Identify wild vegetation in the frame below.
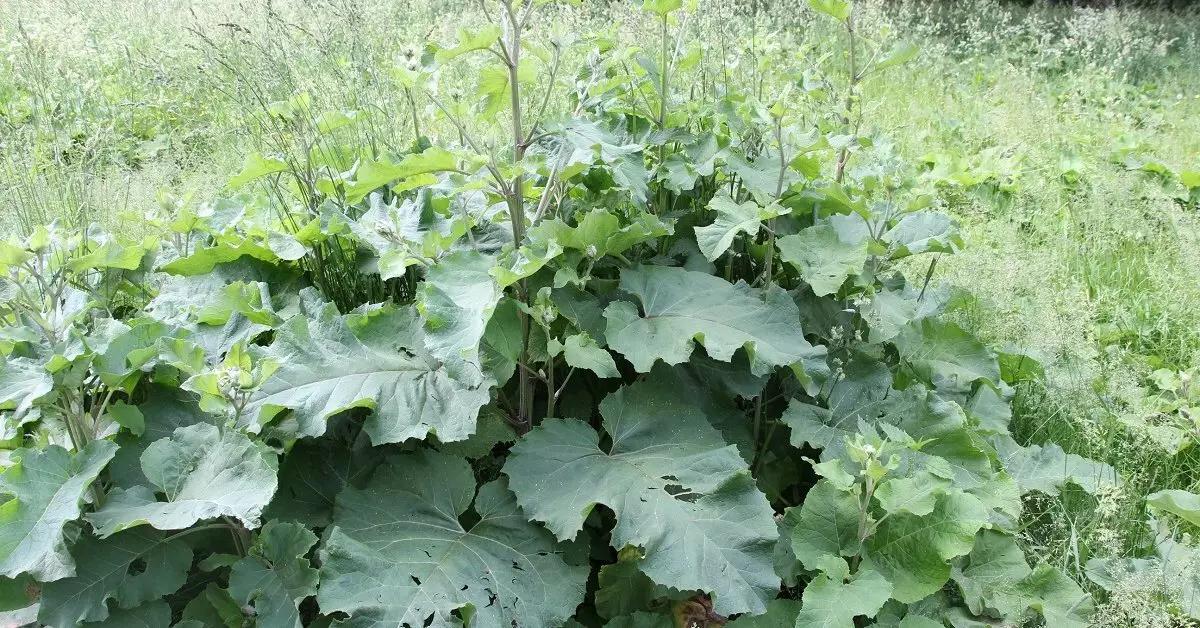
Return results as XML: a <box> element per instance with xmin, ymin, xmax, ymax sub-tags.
<box><xmin>1</xmin><ymin>0</ymin><xmax>1199</xmax><ymax>626</ymax></box>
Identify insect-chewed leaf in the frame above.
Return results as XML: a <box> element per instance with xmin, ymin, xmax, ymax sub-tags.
<box><xmin>777</xmin><ymin>224</ymin><xmax>869</xmax><ymax>297</ymax></box>
<box><xmin>603</xmin><ymin>265</ymin><xmax>812</xmax><ymax>376</ymax></box>
<box><xmin>87</xmin><ymin>424</ymin><xmax>278</xmax><ymax>537</ymax></box>
<box><xmin>38</xmin><ymin>528</ymin><xmax>192</xmax><ymax>627</ymax></box>
<box><xmin>503</xmin><ymin>376</ymin><xmax>779</xmax><ymax>616</ymax></box>
<box><xmin>317</xmin><ymin>450</ymin><xmax>587</xmax><ymax>627</ymax></box>
<box><xmin>0</xmin><ymin>440</ymin><xmax>117</xmax><ymax>582</ymax></box>
<box><xmin>229</xmin><ymin>520</ymin><xmax>319</xmax><ymax>628</ymax></box>
<box><xmin>240</xmin><ymin>300</ymin><xmax>489</xmax><ymax>444</ymax></box>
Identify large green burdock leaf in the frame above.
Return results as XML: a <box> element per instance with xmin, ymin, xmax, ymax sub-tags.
<box><xmin>0</xmin><ymin>356</ymin><xmax>53</xmax><ymax>420</ymax></box>
<box><xmin>950</xmin><ymin>530</ymin><xmax>1033</xmax><ymax>618</ymax></box>
<box><xmin>317</xmin><ymin>450</ymin><xmax>587</xmax><ymax>627</ymax></box>
<box><xmin>993</xmin><ymin>436</ymin><xmax>1119</xmax><ymax>497</ymax></box>
<box><xmin>529</xmin><ymin>208</ymin><xmax>669</xmax><ymax>258</ymax></box>
<box><xmin>229</xmin><ymin>521</ymin><xmax>318</xmax><ymax>628</ymax></box>
<box><xmin>108</xmin><ymin>387</ymin><xmax>218</xmax><ymax>490</ymax></box>
<box><xmin>38</xmin><ymin>528</ymin><xmax>191</xmax><ymax>627</ymax></box>
<box><xmin>80</xmin><ymin>600</ymin><xmax>171</xmax><ymax>628</ymax></box>
<box><xmin>0</xmin><ymin>440</ymin><xmax>117</xmax><ymax>581</ymax></box>
<box><xmin>794</xmin><ymin>568</ymin><xmax>892</xmax><ymax>628</ymax></box>
<box><xmin>503</xmin><ymin>377</ymin><xmax>779</xmax><ymax>616</ymax></box>
<box><xmin>786</xmin><ymin>480</ymin><xmax>861</xmax><ymax>571</ymax></box>
<box><xmin>777</xmin><ymin>225</ymin><xmax>869</xmax><ymax>297</ymax></box>
<box><xmin>862</xmin><ymin>492</ymin><xmax>989</xmax><ymax>603</ymax></box>
<box><xmin>265</xmin><ymin>416</ymin><xmax>384</xmax><ymax>528</ymax></box>
<box><xmin>418</xmin><ymin>251</ymin><xmax>501</xmax><ymax>387</ymax></box>
<box><xmin>603</xmin><ymin>266</ymin><xmax>810</xmax><ymax>376</ymax></box>
<box><xmin>1146</xmin><ymin>490</ymin><xmax>1200</xmax><ymax>528</ymax></box>
<box><xmin>1015</xmin><ymin>565</ymin><xmax>1093</xmax><ymax>627</ymax></box>
<box><xmin>893</xmin><ymin>319</ymin><xmax>1000</xmax><ymax>391</ymax></box>
<box><xmin>241</xmin><ymin>301</ymin><xmax>489</xmax><ymax>444</ymax></box>
<box><xmin>88</xmin><ymin>424</ymin><xmax>277</xmax><ymax>536</ymax></box>
<box><xmin>725</xmin><ymin>599</ymin><xmax>802</xmax><ymax>627</ymax></box>
<box><xmin>882</xmin><ymin>212</ymin><xmax>962</xmax><ymax>259</ymax></box>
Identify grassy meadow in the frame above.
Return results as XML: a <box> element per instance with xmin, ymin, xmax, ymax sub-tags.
<box><xmin>3</xmin><ymin>0</ymin><xmax>1200</xmax><ymax>624</ymax></box>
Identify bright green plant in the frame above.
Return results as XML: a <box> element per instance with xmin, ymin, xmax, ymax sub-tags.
<box><xmin>0</xmin><ymin>1</ymin><xmax>1125</xmax><ymax>627</ymax></box>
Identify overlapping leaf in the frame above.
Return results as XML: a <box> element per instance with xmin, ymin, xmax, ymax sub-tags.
<box><xmin>229</xmin><ymin>521</ymin><xmax>319</xmax><ymax>628</ymax></box>
<box><xmin>0</xmin><ymin>441</ymin><xmax>117</xmax><ymax>581</ymax></box>
<box><xmin>318</xmin><ymin>450</ymin><xmax>587</xmax><ymax>627</ymax></box>
<box><xmin>504</xmin><ymin>377</ymin><xmax>779</xmax><ymax>616</ymax></box>
<box><xmin>777</xmin><ymin>225</ymin><xmax>869</xmax><ymax>297</ymax></box>
<box><xmin>38</xmin><ymin>528</ymin><xmax>191</xmax><ymax>627</ymax></box>
<box><xmin>88</xmin><ymin>423</ymin><xmax>278</xmax><ymax>536</ymax></box>
<box><xmin>241</xmin><ymin>299</ymin><xmax>489</xmax><ymax>444</ymax></box>
<box><xmin>603</xmin><ymin>265</ymin><xmax>812</xmax><ymax>376</ymax></box>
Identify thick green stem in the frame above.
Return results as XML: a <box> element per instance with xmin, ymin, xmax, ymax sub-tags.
<box><xmin>504</xmin><ymin>0</ymin><xmax>534</xmax><ymax>428</ymax></box>
<box><xmin>835</xmin><ymin>13</ymin><xmax>858</xmax><ymax>183</ymax></box>
<box><xmin>655</xmin><ymin>14</ymin><xmax>671</xmax><ymax>215</ymax></box>
<box><xmin>752</xmin><ymin>121</ymin><xmax>788</xmax><ymax>454</ymax></box>
<box><xmin>404</xmin><ymin>87</ymin><xmax>421</xmax><ymax>142</ymax></box>
<box><xmin>850</xmin><ymin>474</ymin><xmax>876</xmax><ymax>572</ymax></box>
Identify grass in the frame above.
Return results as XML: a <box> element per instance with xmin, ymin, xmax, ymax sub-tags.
<box><xmin>3</xmin><ymin>0</ymin><xmax>1200</xmax><ymax>621</ymax></box>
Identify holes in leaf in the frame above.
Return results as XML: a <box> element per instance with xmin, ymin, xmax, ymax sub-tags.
<box><xmin>127</xmin><ymin>558</ymin><xmax>148</xmax><ymax>576</ymax></box>
<box><xmin>485</xmin><ymin>587</ymin><xmax>498</xmax><ymax>608</ymax></box>
<box><xmin>511</xmin><ymin>561</ymin><xmax>524</xmax><ymax>571</ymax></box>
<box><xmin>410</xmin><ymin>575</ymin><xmax>422</xmax><ymax>586</ymax></box>
<box><xmin>665</xmin><ymin>484</ymin><xmax>700</xmax><ymax>503</ymax></box>
<box><xmin>457</xmin><ymin>505</ymin><xmax>481</xmax><ymax>530</ymax></box>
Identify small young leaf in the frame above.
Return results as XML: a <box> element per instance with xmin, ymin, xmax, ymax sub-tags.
<box><xmin>229</xmin><ymin>521</ymin><xmax>319</xmax><ymax>628</ymax></box>
<box><xmin>809</xmin><ymin>0</ymin><xmax>851</xmax><ymax>20</ymax></box>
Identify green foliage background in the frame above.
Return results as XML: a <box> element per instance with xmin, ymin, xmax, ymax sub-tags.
<box><xmin>1</xmin><ymin>0</ymin><xmax>1200</xmax><ymax>626</ymax></box>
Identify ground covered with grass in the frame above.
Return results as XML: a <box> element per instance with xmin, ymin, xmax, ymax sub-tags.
<box><xmin>2</xmin><ymin>0</ymin><xmax>1200</xmax><ymax>625</ymax></box>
